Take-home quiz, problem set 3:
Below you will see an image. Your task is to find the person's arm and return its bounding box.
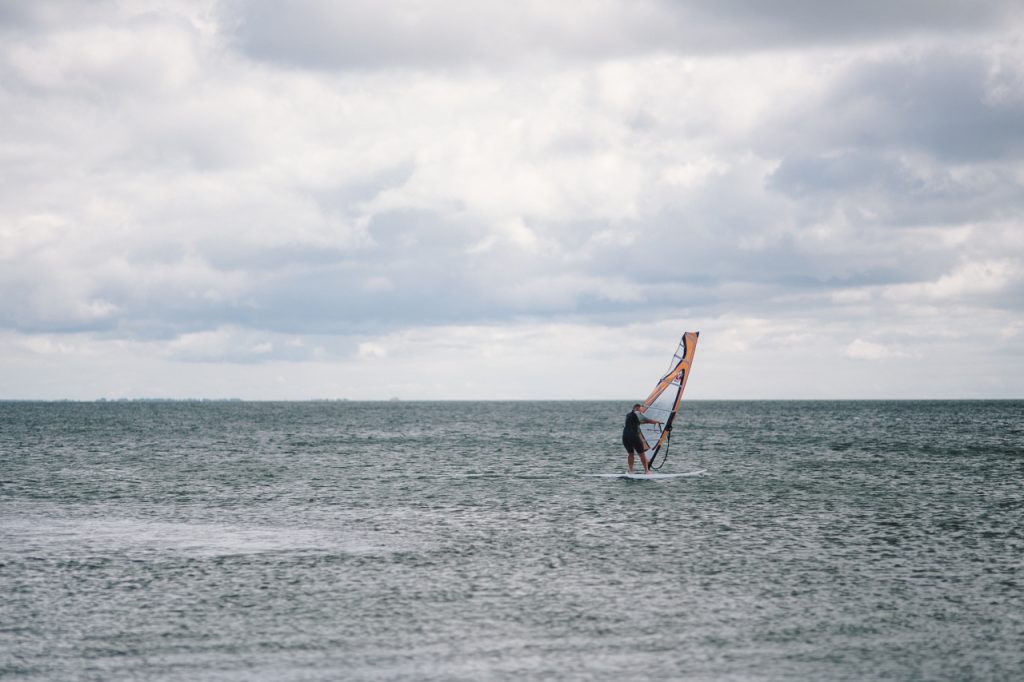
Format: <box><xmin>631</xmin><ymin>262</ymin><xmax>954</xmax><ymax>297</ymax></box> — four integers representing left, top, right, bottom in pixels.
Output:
<box><xmin>638</xmin><ymin>413</ymin><xmax>662</xmax><ymax>425</ymax></box>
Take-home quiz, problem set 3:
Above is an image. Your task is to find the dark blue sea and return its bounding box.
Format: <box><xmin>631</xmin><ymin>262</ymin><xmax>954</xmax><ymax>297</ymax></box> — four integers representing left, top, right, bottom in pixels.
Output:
<box><xmin>2</xmin><ymin>400</ymin><xmax>1022</xmax><ymax>681</ymax></box>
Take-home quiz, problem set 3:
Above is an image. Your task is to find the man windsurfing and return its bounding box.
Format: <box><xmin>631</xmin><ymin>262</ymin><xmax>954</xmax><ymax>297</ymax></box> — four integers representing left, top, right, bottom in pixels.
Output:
<box><xmin>622</xmin><ymin>403</ymin><xmax>662</xmax><ymax>475</ymax></box>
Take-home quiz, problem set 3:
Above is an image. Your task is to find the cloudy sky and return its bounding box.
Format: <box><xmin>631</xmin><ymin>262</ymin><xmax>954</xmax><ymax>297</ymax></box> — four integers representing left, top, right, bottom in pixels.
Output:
<box><xmin>1</xmin><ymin>0</ymin><xmax>1022</xmax><ymax>400</ymax></box>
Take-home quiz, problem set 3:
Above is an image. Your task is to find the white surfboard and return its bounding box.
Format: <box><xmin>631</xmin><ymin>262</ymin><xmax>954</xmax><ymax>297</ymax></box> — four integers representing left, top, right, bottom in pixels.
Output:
<box><xmin>589</xmin><ymin>470</ymin><xmax>706</xmax><ymax>480</ymax></box>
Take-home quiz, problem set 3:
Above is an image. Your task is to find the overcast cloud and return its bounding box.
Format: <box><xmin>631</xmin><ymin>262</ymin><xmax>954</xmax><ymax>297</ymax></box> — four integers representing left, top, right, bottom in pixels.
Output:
<box><xmin>1</xmin><ymin>0</ymin><xmax>1022</xmax><ymax>399</ymax></box>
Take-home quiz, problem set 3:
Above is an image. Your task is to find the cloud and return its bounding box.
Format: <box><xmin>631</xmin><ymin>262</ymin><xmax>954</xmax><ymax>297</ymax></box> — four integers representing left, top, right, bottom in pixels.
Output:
<box><xmin>772</xmin><ymin>49</ymin><xmax>1024</xmax><ymax>163</ymax></box>
<box><xmin>222</xmin><ymin>0</ymin><xmax>678</xmax><ymax>70</ymax></box>
<box><xmin>844</xmin><ymin>338</ymin><xmax>908</xmax><ymax>360</ymax></box>
<box><xmin>0</xmin><ymin>1</ymin><xmax>1022</xmax><ymax>398</ymax></box>
<box><xmin>357</xmin><ymin>342</ymin><xmax>387</xmax><ymax>359</ymax></box>
<box><xmin>883</xmin><ymin>259</ymin><xmax>1022</xmax><ymax>301</ymax></box>
<box><xmin>222</xmin><ymin>1</ymin><xmax>1023</xmax><ymax>70</ymax></box>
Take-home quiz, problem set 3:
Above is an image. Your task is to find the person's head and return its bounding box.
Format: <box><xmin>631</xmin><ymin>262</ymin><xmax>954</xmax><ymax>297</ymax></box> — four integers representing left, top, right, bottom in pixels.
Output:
<box><xmin>632</xmin><ymin>403</ymin><xmax>642</xmax><ymax>411</ymax></box>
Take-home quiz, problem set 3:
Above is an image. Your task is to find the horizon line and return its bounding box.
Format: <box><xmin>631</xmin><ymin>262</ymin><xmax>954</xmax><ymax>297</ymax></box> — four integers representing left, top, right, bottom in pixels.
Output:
<box><xmin>1</xmin><ymin>397</ymin><xmax>1020</xmax><ymax>403</ymax></box>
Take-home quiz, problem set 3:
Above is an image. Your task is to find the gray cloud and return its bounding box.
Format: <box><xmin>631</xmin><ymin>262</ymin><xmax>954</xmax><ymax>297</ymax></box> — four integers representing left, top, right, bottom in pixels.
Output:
<box><xmin>772</xmin><ymin>51</ymin><xmax>1024</xmax><ymax>162</ymax></box>
<box><xmin>222</xmin><ymin>0</ymin><xmax>676</xmax><ymax>70</ymax></box>
<box><xmin>0</xmin><ymin>1</ymin><xmax>115</xmax><ymax>32</ymax></box>
<box><xmin>223</xmin><ymin>0</ymin><xmax>1022</xmax><ymax>70</ymax></box>
<box><xmin>679</xmin><ymin>0</ymin><xmax>1019</xmax><ymax>46</ymax></box>
<box><xmin>766</xmin><ymin>151</ymin><xmax>1024</xmax><ymax>229</ymax></box>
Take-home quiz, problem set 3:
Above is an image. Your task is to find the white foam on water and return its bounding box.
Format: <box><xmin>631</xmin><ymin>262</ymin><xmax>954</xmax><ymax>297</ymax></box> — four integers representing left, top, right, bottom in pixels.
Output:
<box><xmin>3</xmin><ymin>515</ymin><xmax>395</xmax><ymax>557</ymax></box>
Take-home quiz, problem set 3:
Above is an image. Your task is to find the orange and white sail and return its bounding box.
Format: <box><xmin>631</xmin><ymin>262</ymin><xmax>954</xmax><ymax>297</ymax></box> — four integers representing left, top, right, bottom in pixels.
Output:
<box><xmin>637</xmin><ymin>331</ymin><xmax>699</xmax><ymax>468</ymax></box>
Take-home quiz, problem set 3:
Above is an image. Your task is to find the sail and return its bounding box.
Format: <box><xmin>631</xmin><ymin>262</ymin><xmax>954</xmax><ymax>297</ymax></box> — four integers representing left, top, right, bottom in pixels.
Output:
<box><xmin>637</xmin><ymin>331</ymin><xmax>699</xmax><ymax>467</ymax></box>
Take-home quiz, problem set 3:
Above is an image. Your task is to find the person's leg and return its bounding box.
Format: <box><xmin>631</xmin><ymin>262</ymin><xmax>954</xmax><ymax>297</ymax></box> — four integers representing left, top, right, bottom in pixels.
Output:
<box><xmin>639</xmin><ymin>451</ymin><xmax>650</xmax><ymax>475</ymax></box>
<box><xmin>626</xmin><ymin>449</ymin><xmax>635</xmax><ymax>473</ymax></box>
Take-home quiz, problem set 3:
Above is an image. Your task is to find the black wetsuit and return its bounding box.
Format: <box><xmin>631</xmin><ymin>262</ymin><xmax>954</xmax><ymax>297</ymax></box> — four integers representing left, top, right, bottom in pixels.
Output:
<box><xmin>622</xmin><ymin>411</ymin><xmax>645</xmax><ymax>453</ymax></box>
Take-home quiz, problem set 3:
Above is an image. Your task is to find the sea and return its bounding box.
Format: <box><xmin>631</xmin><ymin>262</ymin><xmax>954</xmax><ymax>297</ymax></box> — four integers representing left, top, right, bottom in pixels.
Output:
<box><xmin>1</xmin><ymin>400</ymin><xmax>1021</xmax><ymax>681</ymax></box>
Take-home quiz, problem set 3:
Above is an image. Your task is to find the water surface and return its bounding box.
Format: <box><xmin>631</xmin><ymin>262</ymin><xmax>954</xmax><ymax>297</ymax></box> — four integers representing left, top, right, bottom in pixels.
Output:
<box><xmin>2</xmin><ymin>401</ymin><xmax>1021</xmax><ymax>680</ymax></box>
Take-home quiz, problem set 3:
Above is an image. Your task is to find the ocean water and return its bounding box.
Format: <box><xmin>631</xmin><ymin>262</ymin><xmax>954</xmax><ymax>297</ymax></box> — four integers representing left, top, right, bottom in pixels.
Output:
<box><xmin>1</xmin><ymin>400</ymin><xmax>1021</xmax><ymax>681</ymax></box>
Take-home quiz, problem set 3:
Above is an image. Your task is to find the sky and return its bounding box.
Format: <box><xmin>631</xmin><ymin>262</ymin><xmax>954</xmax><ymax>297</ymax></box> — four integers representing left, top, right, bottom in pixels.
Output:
<box><xmin>1</xmin><ymin>0</ymin><xmax>1022</xmax><ymax>400</ymax></box>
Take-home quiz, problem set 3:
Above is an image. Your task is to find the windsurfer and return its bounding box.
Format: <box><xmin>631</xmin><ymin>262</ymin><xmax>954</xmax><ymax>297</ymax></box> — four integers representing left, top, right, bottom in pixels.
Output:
<box><xmin>623</xmin><ymin>403</ymin><xmax>662</xmax><ymax>474</ymax></box>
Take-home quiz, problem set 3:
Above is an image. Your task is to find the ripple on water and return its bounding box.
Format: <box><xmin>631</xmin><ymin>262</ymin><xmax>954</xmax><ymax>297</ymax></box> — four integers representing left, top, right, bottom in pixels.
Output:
<box><xmin>1</xmin><ymin>400</ymin><xmax>1021</xmax><ymax>681</ymax></box>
